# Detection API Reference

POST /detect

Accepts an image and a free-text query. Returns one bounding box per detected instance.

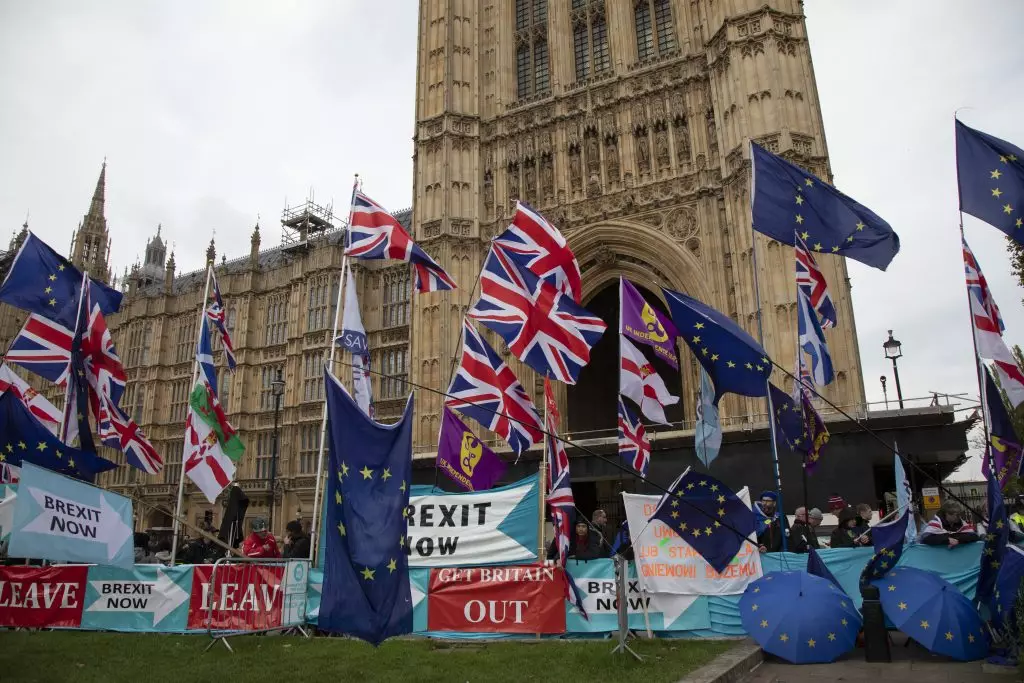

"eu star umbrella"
[872,566,988,661]
[740,571,862,664]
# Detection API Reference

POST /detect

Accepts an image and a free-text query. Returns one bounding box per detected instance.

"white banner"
[623,488,762,596]
[406,476,539,568]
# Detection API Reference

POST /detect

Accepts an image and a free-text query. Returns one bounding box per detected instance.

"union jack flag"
[469,244,606,385]
[346,191,457,293]
[207,270,236,370]
[617,396,650,476]
[82,292,127,408]
[446,318,543,455]
[5,314,72,384]
[964,237,1005,335]
[494,202,582,304]
[795,231,837,328]
[105,398,163,474]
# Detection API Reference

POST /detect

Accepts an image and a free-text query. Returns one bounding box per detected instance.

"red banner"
[187,564,284,631]
[0,565,88,628]
[427,564,566,633]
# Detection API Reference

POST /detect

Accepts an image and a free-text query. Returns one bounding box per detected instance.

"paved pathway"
[742,634,1018,682]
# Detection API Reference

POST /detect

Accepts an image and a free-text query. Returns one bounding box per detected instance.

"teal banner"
[81,565,193,632]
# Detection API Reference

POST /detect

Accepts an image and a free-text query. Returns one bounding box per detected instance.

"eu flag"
[807,547,842,592]
[769,384,829,472]
[320,368,412,645]
[663,287,771,402]
[751,143,900,271]
[0,232,122,329]
[0,392,115,482]
[983,365,1023,490]
[956,120,1024,245]
[977,475,1009,604]
[859,509,909,586]
[649,467,757,573]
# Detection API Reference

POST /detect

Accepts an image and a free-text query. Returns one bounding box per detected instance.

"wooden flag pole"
[538,398,548,562]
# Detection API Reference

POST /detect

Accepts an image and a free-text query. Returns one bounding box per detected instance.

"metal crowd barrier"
[203,556,312,652]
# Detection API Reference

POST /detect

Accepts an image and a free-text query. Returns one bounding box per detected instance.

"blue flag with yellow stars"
[649,467,757,573]
[956,120,1024,246]
[663,287,771,403]
[0,232,122,330]
[0,392,116,482]
[751,143,900,271]
[858,509,909,586]
[320,368,413,645]
[977,474,1009,605]
[769,384,829,472]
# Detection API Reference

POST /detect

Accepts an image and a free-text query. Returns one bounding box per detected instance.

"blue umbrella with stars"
[872,566,988,661]
[740,571,862,664]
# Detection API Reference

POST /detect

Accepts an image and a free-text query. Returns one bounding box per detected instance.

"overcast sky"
[1,1,1022,477]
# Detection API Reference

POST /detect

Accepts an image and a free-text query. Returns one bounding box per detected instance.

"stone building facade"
[0,0,871,538]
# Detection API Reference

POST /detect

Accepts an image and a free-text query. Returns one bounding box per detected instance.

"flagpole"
[793,239,811,519]
[170,258,214,566]
[748,142,788,552]
[58,271,91,443]
[309,174,358,563]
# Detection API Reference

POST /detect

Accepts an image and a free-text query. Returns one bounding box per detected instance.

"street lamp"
[880,375,888,410]
[268,369,285,533]
[883,330,904,410]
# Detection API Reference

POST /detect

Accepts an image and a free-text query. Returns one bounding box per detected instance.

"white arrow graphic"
[0,492,16,540]
[23,487,132,560]
[87,569,190,627]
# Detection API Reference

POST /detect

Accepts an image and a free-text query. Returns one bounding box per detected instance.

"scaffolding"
[280,194,340,251]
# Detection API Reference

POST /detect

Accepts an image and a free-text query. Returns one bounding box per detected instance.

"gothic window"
[125,321,152,367]
[303,351,324,402]
[123,384,144,424]
[306,275,339,333]
[163,440,183,487]
[514,0,550,100]
[260,364,284,411]
[219,369,232,412]
[379,347,408,400]
[265,294,288,346]
[170,378,189,423]
[298,423,320,475]
[383,271,411,328]
[175,315,194,364]
[573,2,610,82]
[255,431,274,480]
[635,0,676,61]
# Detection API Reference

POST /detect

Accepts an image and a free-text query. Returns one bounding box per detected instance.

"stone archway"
[563,220,712,435]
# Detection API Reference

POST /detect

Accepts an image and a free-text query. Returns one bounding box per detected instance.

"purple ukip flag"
[436,407,508,492]
[619,278,679,369]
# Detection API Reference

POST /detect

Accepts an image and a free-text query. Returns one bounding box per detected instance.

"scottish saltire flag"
[617,396,650,476]
[0,231,122,329]
[956,120,1024,245]
[469,244,606,385]
[207,270,236,371]
[649,468,757,573]
[620,278,679,368]
[0,392,116,482]
[982,365,1024,489]
[495,202,582,303]
[321,368,413,645]
[6,314,72,384]
[964,238,1024,406]
[807,547,842,591]
[446,319,543,455]
[797,288,834,386]
[7,462,133,568]
[751,143,900,270]
[795,231,837,328]
[663,287,771,402]
[0,364,60,434]
[620,336,679,424]
[858,509,910,585]
[337,266,372,415]
[978,474,1009,604]
[893,447,916,544]
[694,368,721,468]
[196,314,217,394]
[346,191,456,293]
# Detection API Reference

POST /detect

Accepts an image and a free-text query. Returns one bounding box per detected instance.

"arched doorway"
[567,281,685,434]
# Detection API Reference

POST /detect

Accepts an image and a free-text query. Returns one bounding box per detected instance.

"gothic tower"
[137,224,167,288]
[411,0,865,448]
[70,162,112,283]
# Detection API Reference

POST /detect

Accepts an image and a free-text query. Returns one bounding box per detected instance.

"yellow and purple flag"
[619,278,679,369]
[436,407,507,492]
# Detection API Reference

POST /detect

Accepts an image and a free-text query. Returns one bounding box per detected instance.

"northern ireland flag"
[620,336,679,424]
[184,380,242,503]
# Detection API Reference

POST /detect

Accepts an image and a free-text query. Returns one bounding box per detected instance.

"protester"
[568,519,602,560]
[283,520,311,559]
[1009,500,1024,543]
[133,532,158,564]
[789,507,823,553]
[242,517,281,558]
[829,506,863,548]
[920,501,980,548]
[154,539,174,564]
[827,494,847,515]
[590,509,613,556]
[754,491,789,553]
[853,503,874,543]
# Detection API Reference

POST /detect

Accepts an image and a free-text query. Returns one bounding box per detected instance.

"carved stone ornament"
[666,207,698,241]
[541,155,554,199]
[524,160,537,203]
[655,126,671,169]
[594,246,615,267]
[605,136,620,182]
[508,164,520,203]
[636,131,652,175]
[507,140,519,164]
[569,146,583,191]
[586,132,600,174]
[423,220,442,238]
[483,170,494,210]
[674,117,691,164]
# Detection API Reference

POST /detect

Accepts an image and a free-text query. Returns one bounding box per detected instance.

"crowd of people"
[126,517,312,566]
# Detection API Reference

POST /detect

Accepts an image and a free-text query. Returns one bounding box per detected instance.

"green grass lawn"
[0,631,734,683]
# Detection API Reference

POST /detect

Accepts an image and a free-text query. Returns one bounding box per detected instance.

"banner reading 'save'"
[427,564,565,633]
[623,489,762,597]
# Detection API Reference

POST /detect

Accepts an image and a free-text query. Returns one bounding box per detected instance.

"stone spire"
[70,161,111,282]
[164,250,176,294]
[206,237,216,264]
[249,222,261,267]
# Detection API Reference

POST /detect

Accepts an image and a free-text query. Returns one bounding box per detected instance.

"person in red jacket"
[242,518,281,558]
